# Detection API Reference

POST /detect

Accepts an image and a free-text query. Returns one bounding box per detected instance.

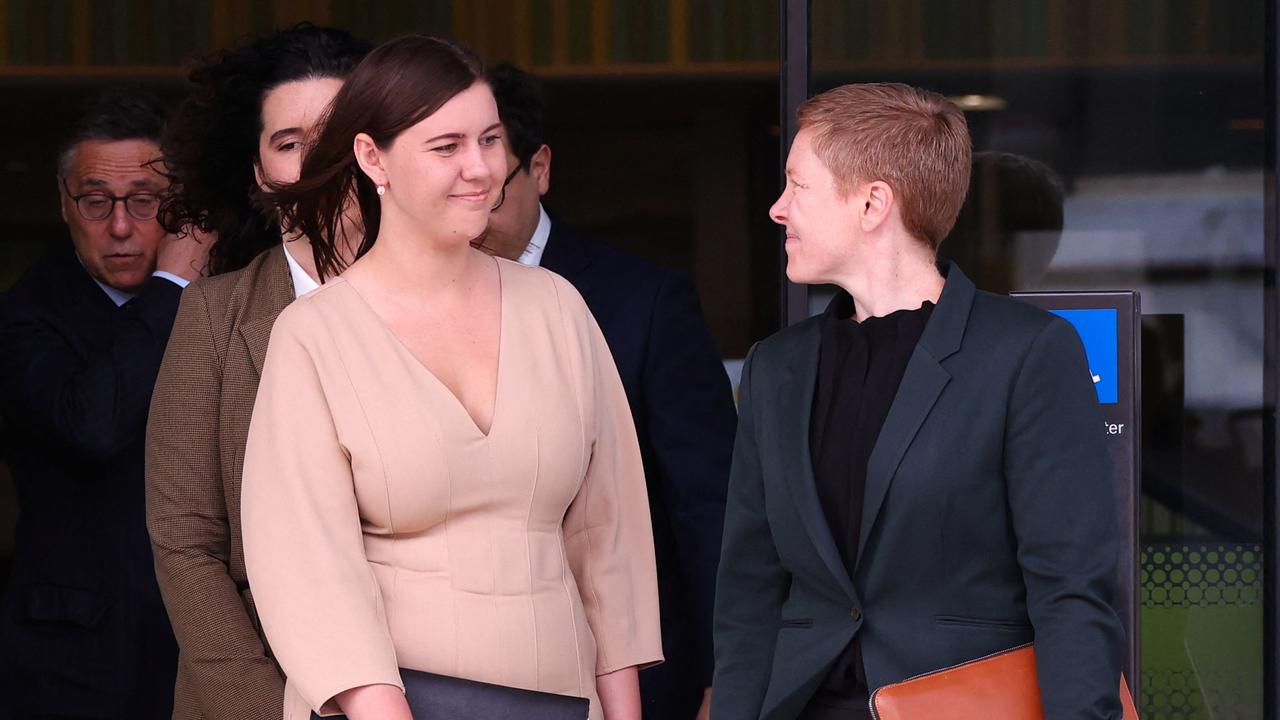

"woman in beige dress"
[240,36,662,720]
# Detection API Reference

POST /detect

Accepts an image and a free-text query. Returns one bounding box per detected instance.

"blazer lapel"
[241,317,275,378]
[776,322,858,601]
[855,263,976,569]
[238,246,295,378]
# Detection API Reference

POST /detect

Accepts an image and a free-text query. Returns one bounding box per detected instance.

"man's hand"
[156,226,213,281]
[697,686,712,720]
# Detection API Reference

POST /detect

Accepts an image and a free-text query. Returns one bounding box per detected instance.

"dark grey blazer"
[712,264,1125,720]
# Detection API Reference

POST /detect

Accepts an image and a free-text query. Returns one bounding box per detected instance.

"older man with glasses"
[0,90,208,719]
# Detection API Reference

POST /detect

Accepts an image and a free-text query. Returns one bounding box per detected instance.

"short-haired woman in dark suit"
[712,83,1126,720]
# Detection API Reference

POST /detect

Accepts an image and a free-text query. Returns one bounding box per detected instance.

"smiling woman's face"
[770,127,865,285]
[256,77,345,188]
[362,82,508,248]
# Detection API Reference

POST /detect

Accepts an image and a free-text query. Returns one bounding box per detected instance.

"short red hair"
[797,83,971,250]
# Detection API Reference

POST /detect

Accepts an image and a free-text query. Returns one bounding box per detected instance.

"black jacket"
[541,220,737,719]
[0,248,180,719]
[712,264,1125,720]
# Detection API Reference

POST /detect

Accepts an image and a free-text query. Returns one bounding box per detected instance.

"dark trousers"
[798,689,873,720]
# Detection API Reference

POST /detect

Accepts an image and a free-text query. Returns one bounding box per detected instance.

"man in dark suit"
[0,91,209,718]
[482,64,737,720]
[713,83,1126,720]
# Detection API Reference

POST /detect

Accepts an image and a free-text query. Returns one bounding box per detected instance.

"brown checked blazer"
[145,245,294,720]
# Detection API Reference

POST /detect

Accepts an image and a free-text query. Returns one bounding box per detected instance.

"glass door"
[787,1,1270,717]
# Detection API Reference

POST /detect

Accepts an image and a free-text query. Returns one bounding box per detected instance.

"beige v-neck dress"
[240,259,662,720]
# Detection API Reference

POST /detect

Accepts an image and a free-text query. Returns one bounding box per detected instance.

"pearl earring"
[377,185,386,196]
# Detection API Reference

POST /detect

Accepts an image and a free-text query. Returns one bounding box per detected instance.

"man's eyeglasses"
[60,177,163,221]
[490,164,524,212]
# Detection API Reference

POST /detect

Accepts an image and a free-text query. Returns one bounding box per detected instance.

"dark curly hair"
[161,23,370,276]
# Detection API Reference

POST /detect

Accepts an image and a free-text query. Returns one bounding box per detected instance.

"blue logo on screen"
[1049,309,1118,405]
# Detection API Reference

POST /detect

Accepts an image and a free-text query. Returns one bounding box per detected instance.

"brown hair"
[269,34,485,279]
[797,82,971,250]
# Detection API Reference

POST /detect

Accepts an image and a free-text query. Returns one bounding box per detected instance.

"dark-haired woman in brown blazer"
[144,25,370,720]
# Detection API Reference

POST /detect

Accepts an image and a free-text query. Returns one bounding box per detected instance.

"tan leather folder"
[870,643,1140,719]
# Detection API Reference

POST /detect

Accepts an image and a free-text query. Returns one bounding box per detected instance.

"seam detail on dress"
[444,419,458,676]
[305,297,400,645]
[485,438,505,681]
[545,269,590,481]
[546,270,589,695]
[558,526,586,699]
[525,431,541,686]
[320,292,398,535]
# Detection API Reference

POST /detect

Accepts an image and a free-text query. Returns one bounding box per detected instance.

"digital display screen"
[1049,308,1119,405]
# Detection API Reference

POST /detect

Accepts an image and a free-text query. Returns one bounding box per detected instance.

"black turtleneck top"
[801,292,934,718]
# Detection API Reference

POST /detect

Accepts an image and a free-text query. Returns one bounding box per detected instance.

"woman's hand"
[334,683,413,720]
[596,665,642,720]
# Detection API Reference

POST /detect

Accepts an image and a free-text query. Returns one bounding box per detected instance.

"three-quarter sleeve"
[553,274,664,676]
[240,302,402,716]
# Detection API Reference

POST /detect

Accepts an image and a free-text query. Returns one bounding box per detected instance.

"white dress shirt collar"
[283,242,321,298]
[518,204,552,267]
[91,276,135,307]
